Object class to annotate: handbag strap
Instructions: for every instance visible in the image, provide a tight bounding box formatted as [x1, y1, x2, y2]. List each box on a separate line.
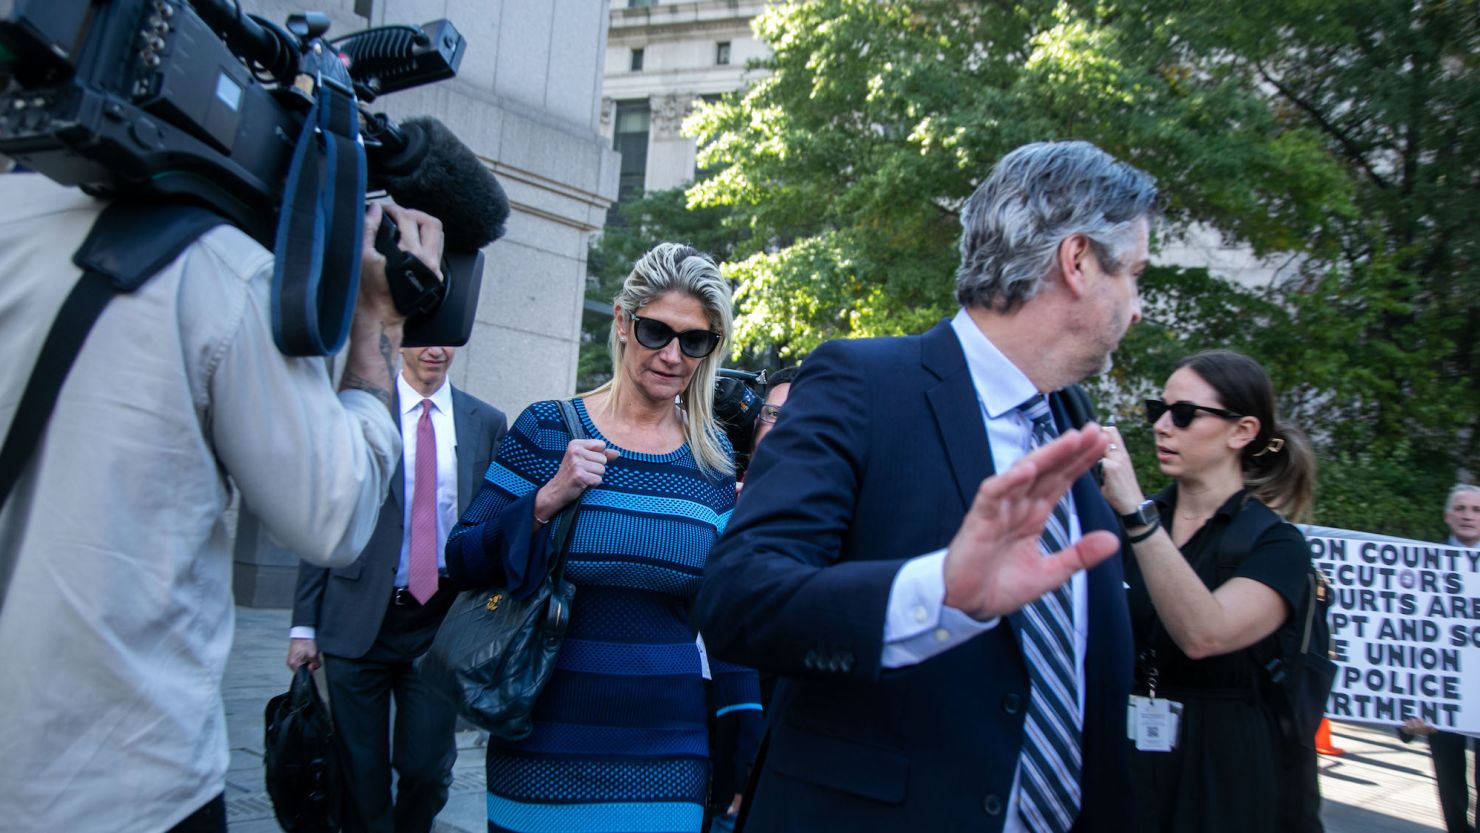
[546, 399, 591, 577]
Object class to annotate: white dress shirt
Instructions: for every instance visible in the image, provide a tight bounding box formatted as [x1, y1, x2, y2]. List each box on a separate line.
[291, 374, 460, 641]
[881, 308, 1090, 833]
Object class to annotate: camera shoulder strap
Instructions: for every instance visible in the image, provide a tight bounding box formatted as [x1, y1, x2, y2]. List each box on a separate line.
[271, 82, 367, 357]
[0, 201, 225, 607]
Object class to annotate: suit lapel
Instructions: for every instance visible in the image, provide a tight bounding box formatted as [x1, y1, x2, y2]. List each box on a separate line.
[921, 320, 995, 513]
[451, 387, 476, 512]
[387, 389, 406, 512]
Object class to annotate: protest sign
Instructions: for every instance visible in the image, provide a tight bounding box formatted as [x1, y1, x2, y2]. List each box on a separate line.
[1303, 526, 1480, 734]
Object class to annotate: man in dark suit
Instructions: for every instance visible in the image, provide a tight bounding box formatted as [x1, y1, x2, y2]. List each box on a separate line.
[695, 141, 1155, 833]
[287, 344, 506, 833]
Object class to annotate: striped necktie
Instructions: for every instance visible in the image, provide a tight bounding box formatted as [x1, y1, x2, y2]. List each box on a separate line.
[1014, 394, 1082, 833]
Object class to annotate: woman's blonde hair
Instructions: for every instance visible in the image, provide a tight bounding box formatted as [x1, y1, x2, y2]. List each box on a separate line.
[583, 242, 734, 478]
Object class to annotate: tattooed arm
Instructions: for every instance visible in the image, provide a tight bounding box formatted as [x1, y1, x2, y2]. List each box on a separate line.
[340, 202, 445, 403]
[207, 201, 443, 568]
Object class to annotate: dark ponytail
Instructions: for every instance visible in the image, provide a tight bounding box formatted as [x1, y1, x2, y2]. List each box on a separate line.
[1175, 350, 1317, 521]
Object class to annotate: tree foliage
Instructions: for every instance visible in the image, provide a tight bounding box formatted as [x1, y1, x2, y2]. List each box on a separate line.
[668, 0, 1477, 537]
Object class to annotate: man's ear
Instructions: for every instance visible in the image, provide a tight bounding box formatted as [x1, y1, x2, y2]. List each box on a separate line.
[1055, 234, 1092, 298]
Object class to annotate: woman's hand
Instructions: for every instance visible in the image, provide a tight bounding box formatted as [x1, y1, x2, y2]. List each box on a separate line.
[1098, 425, 1145, 515]
[534, 439, 620, 522]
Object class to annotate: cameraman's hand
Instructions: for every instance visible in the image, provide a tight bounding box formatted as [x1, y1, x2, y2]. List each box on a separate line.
[340, 203, 445, 406]
[357, 202, 446, 322]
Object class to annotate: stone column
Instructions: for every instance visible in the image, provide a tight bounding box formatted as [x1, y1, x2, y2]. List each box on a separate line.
[233, 0, 619, 607]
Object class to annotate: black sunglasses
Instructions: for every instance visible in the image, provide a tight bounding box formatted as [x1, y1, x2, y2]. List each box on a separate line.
[1144, 398, 1244, 429]
[630, 314, 722, 359]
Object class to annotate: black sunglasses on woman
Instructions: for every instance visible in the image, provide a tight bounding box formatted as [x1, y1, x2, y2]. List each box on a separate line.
[630, 314, 722, 359]
[1144, 398, 1244, 429]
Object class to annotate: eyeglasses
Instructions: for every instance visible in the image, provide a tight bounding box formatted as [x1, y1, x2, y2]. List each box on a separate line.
[629, 314, 722, 359]
[1144, 398, 1244, 429]
[757, 404, 782, 424]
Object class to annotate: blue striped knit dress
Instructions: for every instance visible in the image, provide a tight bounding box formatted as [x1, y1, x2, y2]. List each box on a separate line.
[445, 399, 762, 833]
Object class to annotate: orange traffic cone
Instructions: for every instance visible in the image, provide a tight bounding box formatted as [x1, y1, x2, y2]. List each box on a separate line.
[1314, 718, 1345, 756]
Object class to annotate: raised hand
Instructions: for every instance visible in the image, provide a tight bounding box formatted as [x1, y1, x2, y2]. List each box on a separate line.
[942, 426, 1120, 620]
[535, 439, 621, 522]
[1097, 424, 1146, 515]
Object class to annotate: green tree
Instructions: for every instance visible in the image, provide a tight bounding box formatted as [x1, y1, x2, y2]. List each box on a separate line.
[679, 0, 1475, 536]
[1107, 0, 1480, 537]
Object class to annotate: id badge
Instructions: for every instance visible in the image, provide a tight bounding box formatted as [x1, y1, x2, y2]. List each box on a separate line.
[1127, 695, 1182, 752]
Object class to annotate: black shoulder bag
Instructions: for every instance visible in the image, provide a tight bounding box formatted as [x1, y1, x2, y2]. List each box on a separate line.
[416, 399, 587, 740]
[1215, 499, 1336, 751]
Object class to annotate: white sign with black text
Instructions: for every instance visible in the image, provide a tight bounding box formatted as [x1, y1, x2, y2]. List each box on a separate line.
[1304, 526, 1480, 735]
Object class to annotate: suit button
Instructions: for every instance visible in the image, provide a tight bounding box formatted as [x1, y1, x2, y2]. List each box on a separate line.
[1002, 693, 1023, 715]
[840, 653, 855, 673]
[983, 794, 1003, 816]
[804, 650, 818, 670]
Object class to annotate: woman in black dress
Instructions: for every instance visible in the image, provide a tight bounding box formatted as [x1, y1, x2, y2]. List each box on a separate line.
[1099, 350, 1317, 832]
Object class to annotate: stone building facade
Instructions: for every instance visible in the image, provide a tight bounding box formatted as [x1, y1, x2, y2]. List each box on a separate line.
[235, 0, 619, 605]
[601, 1, 769, 199]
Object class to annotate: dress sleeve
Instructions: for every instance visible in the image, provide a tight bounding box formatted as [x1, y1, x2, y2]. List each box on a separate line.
[706, 656, 765, 802]
[1232, 522, 1312, 616]
[444, 401, 564, 597]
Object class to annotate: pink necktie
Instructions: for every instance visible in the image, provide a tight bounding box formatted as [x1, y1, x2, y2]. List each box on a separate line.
[408, 399, 439, 604]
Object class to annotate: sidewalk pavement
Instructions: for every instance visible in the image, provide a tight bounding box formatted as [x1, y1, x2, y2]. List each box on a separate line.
[224, 606, 485, 833]
[224, 604, 1460, 833]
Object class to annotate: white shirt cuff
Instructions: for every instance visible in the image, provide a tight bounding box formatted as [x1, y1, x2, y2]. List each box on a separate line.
[881, 550, 998, 668]
[289, 626, 317, 641]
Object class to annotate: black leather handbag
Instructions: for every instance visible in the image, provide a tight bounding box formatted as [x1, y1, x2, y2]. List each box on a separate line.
[263, 667, 340, 832]
[417, 399, 586, 740]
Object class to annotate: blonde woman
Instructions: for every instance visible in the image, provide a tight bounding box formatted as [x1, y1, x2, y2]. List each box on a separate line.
[445, 243, 762, 832]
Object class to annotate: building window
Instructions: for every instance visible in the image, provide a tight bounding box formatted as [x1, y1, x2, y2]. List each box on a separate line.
[716, 41, 731, 65]
[630, 48, 645, 72]
[613, 100, 650, 205]
[628, 0, 655, 7]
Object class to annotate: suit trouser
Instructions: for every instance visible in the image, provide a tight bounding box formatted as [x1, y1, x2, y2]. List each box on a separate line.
[1430, 731, 1476, 833]
[323, 598, 458, 833]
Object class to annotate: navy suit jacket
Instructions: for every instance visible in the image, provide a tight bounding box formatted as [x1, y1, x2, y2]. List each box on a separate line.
[694, 320, 1134, 832]
[293, 386, 506, 659]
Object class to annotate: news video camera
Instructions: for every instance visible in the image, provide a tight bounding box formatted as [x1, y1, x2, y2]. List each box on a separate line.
[715, 367, 766, 479]
[0, 0, 510, 353]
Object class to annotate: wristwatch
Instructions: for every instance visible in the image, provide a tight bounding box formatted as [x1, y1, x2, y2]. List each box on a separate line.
[1120, 499, 1158, 529]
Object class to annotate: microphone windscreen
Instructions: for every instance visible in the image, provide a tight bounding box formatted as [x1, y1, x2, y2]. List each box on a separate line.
[380, 117, 510, 252]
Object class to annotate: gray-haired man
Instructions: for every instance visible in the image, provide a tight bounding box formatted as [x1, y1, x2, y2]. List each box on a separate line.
[697, 141, 1154, 832]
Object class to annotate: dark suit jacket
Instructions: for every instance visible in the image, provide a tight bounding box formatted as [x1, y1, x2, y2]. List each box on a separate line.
[293, 386, 506, 659]
[693, 320, 1135, 833]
